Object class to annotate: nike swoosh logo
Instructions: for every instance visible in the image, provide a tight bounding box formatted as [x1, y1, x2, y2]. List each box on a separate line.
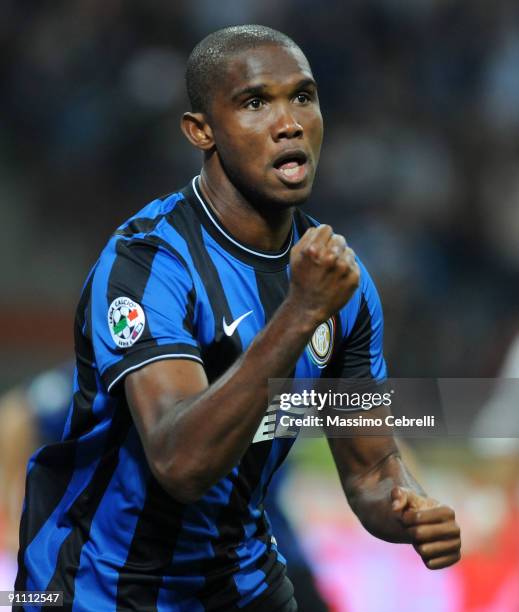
[223, 310, 253, 337]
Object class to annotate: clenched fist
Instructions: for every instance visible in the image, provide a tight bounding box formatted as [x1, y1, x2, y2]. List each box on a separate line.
[392, 486, 461, 570]
[288, 224, 360, 327]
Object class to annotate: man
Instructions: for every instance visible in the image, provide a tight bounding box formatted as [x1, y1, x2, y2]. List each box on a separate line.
[16, 25, 461, 611]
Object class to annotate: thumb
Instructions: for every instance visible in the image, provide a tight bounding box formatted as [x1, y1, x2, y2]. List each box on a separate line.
[392, 487, 434, 513]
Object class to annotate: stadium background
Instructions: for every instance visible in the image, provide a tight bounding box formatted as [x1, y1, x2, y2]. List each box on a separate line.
[1, 1, 518, 610]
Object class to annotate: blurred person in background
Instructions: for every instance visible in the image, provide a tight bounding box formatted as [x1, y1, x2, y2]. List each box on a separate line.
[0, 365, 73, 589]
[14, 25, 460, 611]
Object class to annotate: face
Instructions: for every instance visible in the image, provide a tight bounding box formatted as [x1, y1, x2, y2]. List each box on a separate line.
[207, 44, 324, 208]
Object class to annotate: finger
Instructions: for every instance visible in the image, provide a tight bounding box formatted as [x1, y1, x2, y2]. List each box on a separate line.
[336, 247, 358, 275]
[327, 233, 347, 256]
[415, 538, 461, 560]
[401, 504, 455, 526]
[424, 552, 461, 570]
[319, 235, 346, 267]
[305, 225, 334, 257]
[391, 486, 408, 513]
[407, 521, 460, 543]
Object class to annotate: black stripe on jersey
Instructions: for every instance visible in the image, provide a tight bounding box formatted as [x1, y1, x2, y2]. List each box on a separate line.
[102, 239, 159, 393]
[45, 405, 132, 602]
[183, 285, 196, 336]
[115, 477, 186, 611]
[336, 293, 374, 379]
[166, 199, 242, 382]
[15, 271, 97, 591]
[293, 208, 317, 237]
[108, 238, 159, 339]
[114, 215, 167, 239]
[15, 441, 77, 592]
[69, 271, 102, 439]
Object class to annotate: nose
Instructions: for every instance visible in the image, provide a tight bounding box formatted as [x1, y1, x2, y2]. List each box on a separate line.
[272, 105, 303, 141]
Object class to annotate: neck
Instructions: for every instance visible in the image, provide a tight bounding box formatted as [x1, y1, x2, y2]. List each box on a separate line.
[198, 164, 294, 253]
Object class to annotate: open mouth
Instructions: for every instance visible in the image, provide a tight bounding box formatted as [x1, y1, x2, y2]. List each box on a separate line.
[273, 150, 309, 185]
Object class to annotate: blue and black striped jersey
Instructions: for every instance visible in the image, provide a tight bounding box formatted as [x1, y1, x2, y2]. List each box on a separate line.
[16, 176, 386, 611]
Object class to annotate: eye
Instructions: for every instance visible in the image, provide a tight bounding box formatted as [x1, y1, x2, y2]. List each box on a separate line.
[295, 92, 311, 104]
[245, 98, 264, 110]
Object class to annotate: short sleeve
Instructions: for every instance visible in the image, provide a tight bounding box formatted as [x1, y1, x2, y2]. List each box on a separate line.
[333, 260, 387, 384]
[90, 237, 202, 393]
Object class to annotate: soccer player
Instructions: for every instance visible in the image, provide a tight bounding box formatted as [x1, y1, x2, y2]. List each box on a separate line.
[16, 25, 461, 611]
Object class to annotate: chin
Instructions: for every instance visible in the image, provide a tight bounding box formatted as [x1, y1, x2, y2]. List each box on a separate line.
[274, 184, 313, 208]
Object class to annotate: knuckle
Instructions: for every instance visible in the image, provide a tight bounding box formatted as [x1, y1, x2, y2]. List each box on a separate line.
[335, 258, 348, 272]
[323, 253, 336, 267]
[409, 526, 420, 540]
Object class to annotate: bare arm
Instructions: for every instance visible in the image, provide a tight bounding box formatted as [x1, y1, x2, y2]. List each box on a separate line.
[125, 225, 359, 503]
[327, 407, 461, 569]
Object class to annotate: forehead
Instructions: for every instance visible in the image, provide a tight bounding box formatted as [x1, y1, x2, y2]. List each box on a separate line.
[219, 44, 314, 95]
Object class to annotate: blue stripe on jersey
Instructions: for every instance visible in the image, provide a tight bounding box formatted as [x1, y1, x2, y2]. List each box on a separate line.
[118, 193, 183, 231]
[24, 421, 110, 592]
[72, 427, 149, 612]
[201, 227, 260, 350]
[140, 248, 199, 349]
[358, 261, 387, 382]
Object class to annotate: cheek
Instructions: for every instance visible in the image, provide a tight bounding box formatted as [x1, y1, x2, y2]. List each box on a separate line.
[215, 119, 262, 154]
[307, 113, 324, 146]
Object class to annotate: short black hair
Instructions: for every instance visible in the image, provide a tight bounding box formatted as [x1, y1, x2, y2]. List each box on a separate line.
[186, 25, 300, 116]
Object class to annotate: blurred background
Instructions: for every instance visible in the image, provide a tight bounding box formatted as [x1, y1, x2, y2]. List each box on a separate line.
[1, 0, 519, 610]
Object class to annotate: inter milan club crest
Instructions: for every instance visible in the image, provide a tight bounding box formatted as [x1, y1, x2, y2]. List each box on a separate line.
[108, 297, 146, 348]
[307, 317, 335, 368]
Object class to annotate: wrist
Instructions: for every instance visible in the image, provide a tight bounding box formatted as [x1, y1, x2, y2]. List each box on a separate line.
[282, 291, 327, 333]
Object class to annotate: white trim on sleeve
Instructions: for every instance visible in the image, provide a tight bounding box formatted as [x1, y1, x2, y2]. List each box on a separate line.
[107, 353, 204, 393]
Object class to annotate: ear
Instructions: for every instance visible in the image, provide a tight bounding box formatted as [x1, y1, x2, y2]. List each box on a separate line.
[181, 112, 214, 151]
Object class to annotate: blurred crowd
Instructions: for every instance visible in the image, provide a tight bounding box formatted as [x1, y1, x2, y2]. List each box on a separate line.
[2, 0, 519, 387]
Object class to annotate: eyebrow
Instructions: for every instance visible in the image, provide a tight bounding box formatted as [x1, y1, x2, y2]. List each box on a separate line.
[231, 78, 317, 102]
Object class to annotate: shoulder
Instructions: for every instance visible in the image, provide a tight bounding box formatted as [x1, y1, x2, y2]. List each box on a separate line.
[97, 188, 194, 266]
[88, 189, 198, 303]
[112, 189, 186, 242]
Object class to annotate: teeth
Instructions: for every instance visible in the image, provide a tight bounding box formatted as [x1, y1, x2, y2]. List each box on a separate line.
[282, 166, 299, 177]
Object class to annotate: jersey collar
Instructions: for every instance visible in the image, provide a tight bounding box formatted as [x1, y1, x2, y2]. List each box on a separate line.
[182, 176, 293, 271]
